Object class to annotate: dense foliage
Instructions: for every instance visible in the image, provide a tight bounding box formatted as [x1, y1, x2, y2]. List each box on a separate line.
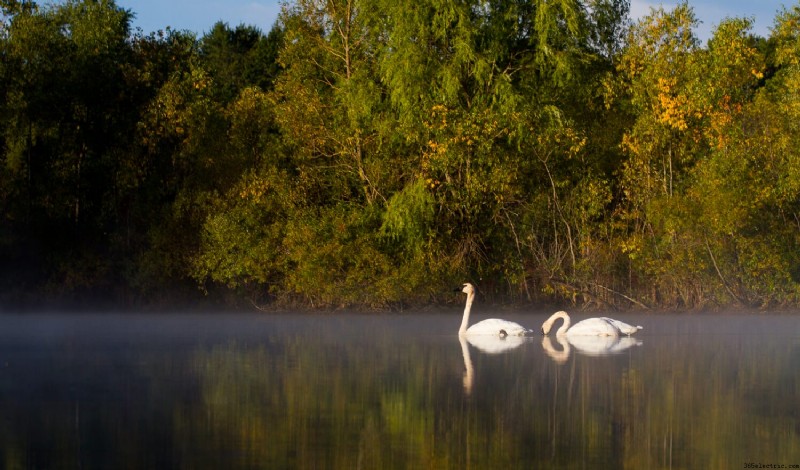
[3, 0, 800, 309]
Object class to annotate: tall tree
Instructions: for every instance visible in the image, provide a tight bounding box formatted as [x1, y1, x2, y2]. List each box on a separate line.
[678, 9, 800, 306]
[200, 22, 283, 101]
[0, 0, 140, 301]
[193, 0, 620, 306]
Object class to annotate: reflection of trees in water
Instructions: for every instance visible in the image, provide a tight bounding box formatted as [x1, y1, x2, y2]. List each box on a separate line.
[0, 348, 204, 468]
[187, 335, 800, 469]
[188, 338, 473, 468]
[0, 330, 798, 468]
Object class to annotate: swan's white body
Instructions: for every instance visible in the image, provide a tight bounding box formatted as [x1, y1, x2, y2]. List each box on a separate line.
[541, 311, 642, 337]
[458, 283, 532, 337]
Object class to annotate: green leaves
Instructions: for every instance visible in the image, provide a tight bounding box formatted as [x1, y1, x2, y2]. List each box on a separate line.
[381, 178, 434, 249]
[9, 0, 800, 309]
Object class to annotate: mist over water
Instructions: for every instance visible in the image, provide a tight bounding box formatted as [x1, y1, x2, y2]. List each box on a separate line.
[0, 311, 798, 468]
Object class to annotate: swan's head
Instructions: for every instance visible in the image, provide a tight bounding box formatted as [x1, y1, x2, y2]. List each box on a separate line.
[541, 317, 555, 335]
[459, 283, 475, 295]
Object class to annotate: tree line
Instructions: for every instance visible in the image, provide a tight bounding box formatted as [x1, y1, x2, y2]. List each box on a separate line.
[2, 0, 800, 310]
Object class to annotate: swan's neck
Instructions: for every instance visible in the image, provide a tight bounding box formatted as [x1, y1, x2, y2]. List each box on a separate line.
[556, 312, 571, 336]
[458, 292, 474, 336]
[544, 311, 571, 336]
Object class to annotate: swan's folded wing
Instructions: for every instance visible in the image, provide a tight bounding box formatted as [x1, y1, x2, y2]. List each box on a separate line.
[599, 317, 642, 335]
[566, 317, 619, 336]
[466, 318, 531, 336]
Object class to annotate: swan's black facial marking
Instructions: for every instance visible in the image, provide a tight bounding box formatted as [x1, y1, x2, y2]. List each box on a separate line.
[499, 329, 508, 338]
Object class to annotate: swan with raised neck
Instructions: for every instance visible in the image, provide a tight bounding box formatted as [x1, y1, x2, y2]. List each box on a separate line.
[457, 283, 532, 337]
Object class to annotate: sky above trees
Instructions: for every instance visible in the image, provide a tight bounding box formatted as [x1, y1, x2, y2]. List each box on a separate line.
[115, 0, 788, 41]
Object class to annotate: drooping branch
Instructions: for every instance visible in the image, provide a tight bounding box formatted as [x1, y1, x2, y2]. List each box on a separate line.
[704, 237, 749, 307]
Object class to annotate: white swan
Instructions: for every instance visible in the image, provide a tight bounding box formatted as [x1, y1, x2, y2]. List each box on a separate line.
[541, 311, 642, 337]
[457, 283, 532, 337]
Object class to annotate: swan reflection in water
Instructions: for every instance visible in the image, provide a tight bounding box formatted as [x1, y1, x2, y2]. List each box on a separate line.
[459, 334, 529, 395]
[541, 334, 642, 365]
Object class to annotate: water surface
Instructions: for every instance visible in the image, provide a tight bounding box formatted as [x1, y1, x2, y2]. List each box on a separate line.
[0, 311, 798, 469]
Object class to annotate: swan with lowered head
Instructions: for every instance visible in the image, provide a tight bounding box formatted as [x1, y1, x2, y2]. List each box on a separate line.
[541, 311, 642, 337]
[457, 283, 533, 337]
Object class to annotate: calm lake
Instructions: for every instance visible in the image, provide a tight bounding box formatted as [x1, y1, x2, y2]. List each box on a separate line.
[0, 311, 798, 469]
